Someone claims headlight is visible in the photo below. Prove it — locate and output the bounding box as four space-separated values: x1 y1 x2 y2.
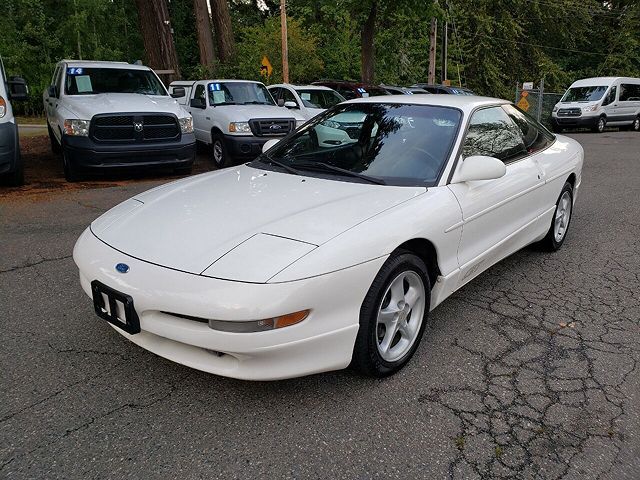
0 96 6 118
228 121 251 133
582 105 598 113
208 310 310 333
321 119 341 129
63 119 90 136
178 116 193 134
552 105 558 113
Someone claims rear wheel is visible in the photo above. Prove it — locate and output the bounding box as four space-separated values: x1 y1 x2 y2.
353 251 430 377
211 132 230 169
632 116 640 132
591 116 606 133
540 182 573 251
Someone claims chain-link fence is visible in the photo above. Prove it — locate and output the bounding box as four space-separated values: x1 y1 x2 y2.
515 81 563 129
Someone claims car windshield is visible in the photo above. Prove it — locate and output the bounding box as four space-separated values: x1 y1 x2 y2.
64 67 167 95
362 87 391 97
208 81 275 106
561 86 607 102
253 103 461 186
296 89 345 109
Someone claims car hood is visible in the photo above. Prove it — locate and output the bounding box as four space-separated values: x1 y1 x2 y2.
91 165 425 280
218 104 306 121
63 93 188 119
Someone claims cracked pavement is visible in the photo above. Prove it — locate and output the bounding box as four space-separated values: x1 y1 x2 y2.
1 132 639 479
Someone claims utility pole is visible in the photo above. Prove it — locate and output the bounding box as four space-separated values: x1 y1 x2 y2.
428 17 437 85
441 22 448 84
281 0 289 83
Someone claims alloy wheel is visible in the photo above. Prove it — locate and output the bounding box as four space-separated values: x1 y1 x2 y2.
213 140 224 165
554 191 572 242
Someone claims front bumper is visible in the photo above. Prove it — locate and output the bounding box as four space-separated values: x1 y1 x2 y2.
223 134 271 160
63 133 196 171
73 228 386 380
551 115 598 129
0 121 19 175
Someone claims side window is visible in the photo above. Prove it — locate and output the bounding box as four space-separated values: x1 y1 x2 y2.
51 66 59 87
463 106 527 162
55 67 64 97
619 83 640 102
602 86 617 106
269 87 281 102
193 84 205 103
502 104 554 154
281 88 298 105
337 87 356 100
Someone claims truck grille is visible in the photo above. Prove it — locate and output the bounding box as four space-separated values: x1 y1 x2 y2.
557 108 581 117
249 118 295 137
91 114 180 143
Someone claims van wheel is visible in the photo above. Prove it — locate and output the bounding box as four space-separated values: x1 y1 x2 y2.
48 124 61 154
632 116 640 132
211 132 230 168
592 116 606 133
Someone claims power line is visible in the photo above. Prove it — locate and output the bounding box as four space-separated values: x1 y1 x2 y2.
468 32 612 56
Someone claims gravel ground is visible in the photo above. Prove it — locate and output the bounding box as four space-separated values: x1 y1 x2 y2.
1 132 639 479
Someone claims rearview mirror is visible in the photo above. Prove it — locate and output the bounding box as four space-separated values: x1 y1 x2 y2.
277 98 285 107
452 155 506 183
8 77 28 101
262 138 280 153
190 97 206 109
171 86 186 98
284 101 298 109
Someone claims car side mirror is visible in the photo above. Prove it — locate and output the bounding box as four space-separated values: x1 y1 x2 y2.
190 98 206 109
277 98 285 107
8 77 29 101
171 86 186 98
452 155 506 183
284 101 298 109
47 85 58 99
262 138 280 153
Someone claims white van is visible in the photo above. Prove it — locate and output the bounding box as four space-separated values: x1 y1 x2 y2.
551 77 640 133
0 55 28 186
169 79 305 168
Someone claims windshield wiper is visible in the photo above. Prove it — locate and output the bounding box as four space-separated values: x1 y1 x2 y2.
258 153 301 176
242 101 272 105
295 161 386 185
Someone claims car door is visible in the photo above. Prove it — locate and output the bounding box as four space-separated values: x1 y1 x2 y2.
447 105 545 287
600 84 617 120
50 66 65 143
189 83 208 143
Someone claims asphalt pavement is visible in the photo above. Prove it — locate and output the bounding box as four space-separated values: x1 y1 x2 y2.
1 131 639 479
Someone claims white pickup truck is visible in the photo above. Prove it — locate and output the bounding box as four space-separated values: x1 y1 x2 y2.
44 60 195 181
0 55 28 186
169 79 305 168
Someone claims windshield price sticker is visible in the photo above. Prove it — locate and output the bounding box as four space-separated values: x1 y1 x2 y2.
67 67 83 75
209 83 222 91
75 75 92 93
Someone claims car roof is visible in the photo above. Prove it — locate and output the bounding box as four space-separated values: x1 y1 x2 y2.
345 95 508 114
61 60 150 70
570 77 639 87
269 83 334 91
313 80 386 89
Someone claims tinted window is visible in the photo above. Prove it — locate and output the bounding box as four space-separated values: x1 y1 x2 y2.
255 103 461 186
463 106 526 162
561 86 607 102
268 87 282 101
619 83 640 102
207 81 275 106
502 104 554 154
296 89 344 109
194 84 206 103
337 87 356 100
281 87 298 105
602 86 617 106
64 67 166 95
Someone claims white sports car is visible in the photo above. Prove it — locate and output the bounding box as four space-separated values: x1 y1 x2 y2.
74 95 583 380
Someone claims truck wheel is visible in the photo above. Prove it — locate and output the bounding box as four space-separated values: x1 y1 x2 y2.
62 148 79 182
211 132 230 169
6 152 25 187
48 124 61 154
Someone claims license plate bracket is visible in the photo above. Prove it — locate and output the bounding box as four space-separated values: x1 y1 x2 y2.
91 280 141 334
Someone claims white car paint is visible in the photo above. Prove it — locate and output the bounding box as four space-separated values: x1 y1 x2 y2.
73 95 584 380
44 60 191 145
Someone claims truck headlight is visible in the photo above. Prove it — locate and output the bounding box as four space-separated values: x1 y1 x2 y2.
178 117 193 134
228 121 251 133
582 105 598 113
552 105 558 113
0 96 6 118
63 119 90 136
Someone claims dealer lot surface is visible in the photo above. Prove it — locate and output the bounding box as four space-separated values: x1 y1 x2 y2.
1 132 639 479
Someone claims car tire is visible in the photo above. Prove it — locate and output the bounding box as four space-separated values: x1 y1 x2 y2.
540 181 574 251
211 132 230 169
48 124 61 154
5 151 25 187
353 251 431 377
632 116 640 132
591 116 606 133
62 147 79 182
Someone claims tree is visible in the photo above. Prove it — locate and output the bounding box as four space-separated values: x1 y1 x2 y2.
194 0 216 67
210 0 236 62
134 0 181 82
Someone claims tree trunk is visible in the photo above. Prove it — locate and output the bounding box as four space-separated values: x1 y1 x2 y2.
360 2 376 84
209 0 235 63
194 0 216 67
134 0 181 83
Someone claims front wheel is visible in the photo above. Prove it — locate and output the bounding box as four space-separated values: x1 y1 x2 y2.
352 251 430 377
48 124 61 154
632 116 640 132
591 116 606 133
211 132 230 168
62 148 79 182
540 182 574 251
4 152 24 186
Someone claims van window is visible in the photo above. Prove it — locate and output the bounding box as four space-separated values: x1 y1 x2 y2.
619 83 640 102
561 86 607 102
602 86 617 106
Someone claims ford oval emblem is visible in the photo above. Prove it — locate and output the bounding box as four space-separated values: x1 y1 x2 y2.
115 263 130 274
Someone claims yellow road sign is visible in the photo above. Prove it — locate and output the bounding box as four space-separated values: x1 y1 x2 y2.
517 96 530 111
260 56 273 77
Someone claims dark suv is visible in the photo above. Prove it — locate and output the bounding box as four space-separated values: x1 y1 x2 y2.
411 84 475 95
312 80 391 100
